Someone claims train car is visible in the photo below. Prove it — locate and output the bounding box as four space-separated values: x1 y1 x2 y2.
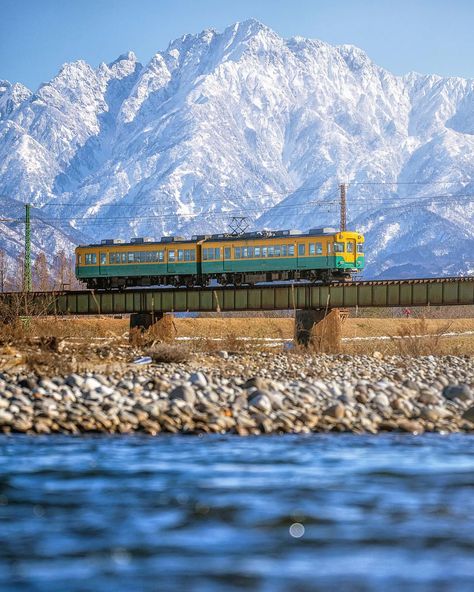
75 237 201 289
201 229 364 284
75 228 364 289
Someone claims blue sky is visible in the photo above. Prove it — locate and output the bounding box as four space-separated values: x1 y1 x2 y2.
1 0 473 89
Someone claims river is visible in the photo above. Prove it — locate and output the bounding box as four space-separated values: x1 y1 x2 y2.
1 434 473 591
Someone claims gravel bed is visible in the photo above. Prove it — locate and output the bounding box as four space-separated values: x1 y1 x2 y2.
0 353 473 435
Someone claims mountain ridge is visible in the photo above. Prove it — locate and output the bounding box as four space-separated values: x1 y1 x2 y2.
0 19 473 279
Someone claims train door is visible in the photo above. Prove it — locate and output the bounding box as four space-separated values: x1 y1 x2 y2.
326 241 332 267
346 239 356 265
216 246 224 273
223 246 232 272
99 251 108 275
196 243 203 277
167 249 176 274
296 242 307 270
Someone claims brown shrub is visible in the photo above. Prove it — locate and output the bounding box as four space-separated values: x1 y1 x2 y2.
148 314 177 343
392 318 453 356
147 343 191 364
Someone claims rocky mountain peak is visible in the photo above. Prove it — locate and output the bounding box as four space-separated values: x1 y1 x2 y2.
0 21 473 278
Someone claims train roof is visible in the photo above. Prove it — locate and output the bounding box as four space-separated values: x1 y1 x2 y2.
77 228 362 249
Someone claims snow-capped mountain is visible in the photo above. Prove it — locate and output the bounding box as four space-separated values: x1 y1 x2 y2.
1 19 473 279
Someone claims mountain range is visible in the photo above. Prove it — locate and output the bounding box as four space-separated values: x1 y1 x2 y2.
1 19 473 280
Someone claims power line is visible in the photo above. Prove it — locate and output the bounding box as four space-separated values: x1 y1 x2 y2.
21 190 474 210
25 194 474 223
1 191 472 227
2 179 471 209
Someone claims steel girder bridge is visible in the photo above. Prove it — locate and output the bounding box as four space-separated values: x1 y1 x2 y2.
1 276 473 345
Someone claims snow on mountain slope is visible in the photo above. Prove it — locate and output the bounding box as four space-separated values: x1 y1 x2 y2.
0 19 473 279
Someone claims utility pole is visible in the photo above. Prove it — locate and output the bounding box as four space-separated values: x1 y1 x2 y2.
23 203 32 292
0 249 5 292
339 183 347 232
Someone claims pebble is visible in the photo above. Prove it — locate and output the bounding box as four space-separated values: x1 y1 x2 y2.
83 377 103 392
324 403 345 420
373 394 390 409
461 406 474 423
0 353 472 436
442 385 472 402
248 391 272 414
190 372 207 387
169 385 196 406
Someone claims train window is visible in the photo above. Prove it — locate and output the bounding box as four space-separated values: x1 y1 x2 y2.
158 251 164 262
254 246 261 257
109 253 114 264
346 242 354 253
249 247 254 257
224 247 231 259
309 243 315 255
121 253 126 263
100 253 106 265
282 245 287 256
145 252 152 262
242 247 248 258
178 249 184 261
262 247 267 257
92 254 97 264
168 250 175 262
235 247 241 259
334 242 344 253
357 244 364 253
275 245 281 257
184 250 190 262
203 249 208 260
327 243 332 254
128 252 134 262
190 249 195 261
85 254 90 264
268 246 274 257
316 242 323 254
288 244 295 256
298 244 305 256
77 254 82 264
215 248 221 259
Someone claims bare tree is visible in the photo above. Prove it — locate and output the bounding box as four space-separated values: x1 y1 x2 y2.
52 250 67 290
33 252 51 291
66 254 83 290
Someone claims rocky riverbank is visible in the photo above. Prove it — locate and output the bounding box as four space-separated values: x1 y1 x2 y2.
0 352 473 435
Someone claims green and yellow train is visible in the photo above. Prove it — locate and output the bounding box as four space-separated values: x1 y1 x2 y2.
75 228 365 289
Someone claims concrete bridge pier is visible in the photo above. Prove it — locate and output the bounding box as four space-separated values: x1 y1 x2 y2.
130 312 163 332
129 312 176 343
294 308 343 352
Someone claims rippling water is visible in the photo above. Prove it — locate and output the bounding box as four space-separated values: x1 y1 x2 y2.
1 434 473 591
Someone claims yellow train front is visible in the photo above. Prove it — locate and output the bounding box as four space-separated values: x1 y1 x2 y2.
75 228 365 289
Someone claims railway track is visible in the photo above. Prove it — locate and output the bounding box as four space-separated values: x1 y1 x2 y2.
0 275 473 297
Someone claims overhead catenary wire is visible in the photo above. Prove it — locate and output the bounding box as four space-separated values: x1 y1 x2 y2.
1 185 473 226
22 193 474 224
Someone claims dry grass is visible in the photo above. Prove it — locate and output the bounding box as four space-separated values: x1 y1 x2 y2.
342 318 474 356
1 309 473 361
391 318 453 356
175 317 291 339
